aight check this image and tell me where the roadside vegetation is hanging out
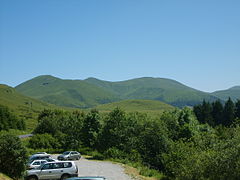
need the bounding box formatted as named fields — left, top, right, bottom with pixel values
left=1, top=98, right=240, bottom=179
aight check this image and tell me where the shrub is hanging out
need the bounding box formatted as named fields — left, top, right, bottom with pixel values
left=28, top=133, right=60, bottom=149
left=0, top=132, right=27, bottom=179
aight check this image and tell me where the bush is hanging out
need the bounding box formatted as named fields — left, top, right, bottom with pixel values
left=91, top=151, right=105, bottom=160
left=0, top=132, right=27, bottom=179
left=104, top=147, right=127, bottom=159
left=28, top=133, right=60, bottom=149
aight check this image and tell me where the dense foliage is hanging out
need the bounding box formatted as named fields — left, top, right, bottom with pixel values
left=26, top=106, right=240, bottom=179
left=194, top=98, right=240, bottom=127
left=0, top=132, right=27, bottom=179
left=0, top=105, right=25, bottom=131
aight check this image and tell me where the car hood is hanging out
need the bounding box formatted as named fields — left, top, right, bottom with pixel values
left=27, top=169, right=40, bottom=175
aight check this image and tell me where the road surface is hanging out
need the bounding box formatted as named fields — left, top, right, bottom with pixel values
left=52, top=155, right=134, bottom=180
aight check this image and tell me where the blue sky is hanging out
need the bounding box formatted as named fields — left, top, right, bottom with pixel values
left=0, top=0, right=239, bottom=92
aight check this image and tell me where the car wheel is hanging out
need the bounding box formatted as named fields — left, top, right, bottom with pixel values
left=61, top=174, right=70, bottom=180
left=27, top=176, right=38, bottom=180
left=77, top=156, right=80, bottom=160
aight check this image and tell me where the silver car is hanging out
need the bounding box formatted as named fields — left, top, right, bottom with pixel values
left=66, top=177, right=106, bottom=180
left=25, top=161, right=78, bottom=180
left=58, top=151, right=81, bottom=161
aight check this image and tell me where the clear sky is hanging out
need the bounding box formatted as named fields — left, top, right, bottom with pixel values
left=0, top=0, right=239, bottom=92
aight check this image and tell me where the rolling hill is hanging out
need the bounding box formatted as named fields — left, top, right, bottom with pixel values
left=85, top=77, right=219, bottom=107
left=212, top=86, right=240, bottom=101
left=95, top=99, right=175, bottom=113
left=15, top=75, right=220, bottom=108
left=15, top=75, right=120, bottom=108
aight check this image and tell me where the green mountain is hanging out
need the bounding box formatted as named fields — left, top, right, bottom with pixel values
left=16, top=75, right=220, bottom=108
left=211, top=86, right=240, bottom=101
left=85, top=77, right=219, bottom=107
left=95, top=99, right=175, bottom=113
left=15, top=75, right=119, bottom=108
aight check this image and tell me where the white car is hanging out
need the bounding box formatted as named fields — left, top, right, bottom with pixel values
left=27, top=160, right=48, bottom=169
left=25, top=161, right=78, bottom=180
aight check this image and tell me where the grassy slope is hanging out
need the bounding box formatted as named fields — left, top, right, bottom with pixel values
left=85, top=77, right=219, bottom=107
left=212, top=86, right=240, bottom=101
left=0, top=173, right=12, bottom=180
left=0, top=84, right=62, bottom=131
left=95, top=99, right=175, bottom=113
left=16, top=75, right=119, bottom=108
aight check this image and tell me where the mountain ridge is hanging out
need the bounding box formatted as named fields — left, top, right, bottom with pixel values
left=211, top=86, right=240, bottom=101
left=14, top=75, right=227, bottom=108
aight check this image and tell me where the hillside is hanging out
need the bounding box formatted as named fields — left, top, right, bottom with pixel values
left=0, top=84, right=60, bottom=130
left=0, top=173, right=12, bottom=180
left=95, top=99, right=175, bottom=113
left=85, top=77, right=219, bottom=107
left=212, top=86, right=240, bottom=101
left=16, top=75, right=120, bottom=108
left=15, top=75, right=220, bottom=108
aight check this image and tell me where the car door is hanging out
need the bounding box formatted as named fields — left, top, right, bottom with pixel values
left=39, top=163, right=55, bottom=179
left=50, top=162, right=65, bottom=179
left=71, top=152, right=76, bottom=160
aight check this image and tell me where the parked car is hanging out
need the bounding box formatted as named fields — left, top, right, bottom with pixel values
left=25, top=161, right=78, bottom=180
left=29, top=154, right=52, bottom=163
left=27, top=160, right=47, bottom=169
left=66, top=177, right=106, bottom=180
left=33, top=152, right=48, bottom=155
left=58, top=151, right=81, bottom=161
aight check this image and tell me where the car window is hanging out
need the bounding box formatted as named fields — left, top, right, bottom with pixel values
left=63, top=162, right=72, bottom=168
left=33, top=161, right=40, bottom=165
left=63, top=151, right=70, bottom=155
left=53, top=162, right=64, bottom=169
left=42, top=163, right=53, bottom=170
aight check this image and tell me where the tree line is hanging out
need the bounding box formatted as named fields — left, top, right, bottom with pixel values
left=193, top=98, right=240, bottom=127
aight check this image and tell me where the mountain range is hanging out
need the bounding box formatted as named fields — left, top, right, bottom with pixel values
left=14, top=75, right=240, bottom=109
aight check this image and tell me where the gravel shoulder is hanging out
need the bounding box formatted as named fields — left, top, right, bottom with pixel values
left=76, top=158, right=134, bottom=180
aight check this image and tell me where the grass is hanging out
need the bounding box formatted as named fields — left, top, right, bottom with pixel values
left=0, top=173, right=12, bottom=180
left=95, top=99, right=175, bottom=113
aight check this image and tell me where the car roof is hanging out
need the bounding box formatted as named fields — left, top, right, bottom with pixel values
left=66, top=177, right=106, bottom=180
left=32, top=159, right=47, bottom=162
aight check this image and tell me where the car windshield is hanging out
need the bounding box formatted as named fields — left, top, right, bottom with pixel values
left=63, top=151, right=70, bottom=155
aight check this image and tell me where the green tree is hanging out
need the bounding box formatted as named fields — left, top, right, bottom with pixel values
left=28, top=133, right=59, bottom=149
left=211, top=100, right=223, bottom=126
left=0, top=132, right=27, bottom=179
left=34, top=116, right=58, bottom=135
left=194, top=100, right=214, bottom=126
left=98, top=108, right=127, bottom=151
left=235, top=99, right=240, bottom=119
left=0, top=105, right=25, bottom=131
left=137, top=119, right=171, bottom=170
left=223, top=98, right=235, bottom=126
left=82, top=109, right=100, bottom=148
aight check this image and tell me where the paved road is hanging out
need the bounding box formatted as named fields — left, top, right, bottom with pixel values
left=52, top=155, right=134, bottom=180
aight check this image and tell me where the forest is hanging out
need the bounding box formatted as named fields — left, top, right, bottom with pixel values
left=1, top=98, right=240, bottom=179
